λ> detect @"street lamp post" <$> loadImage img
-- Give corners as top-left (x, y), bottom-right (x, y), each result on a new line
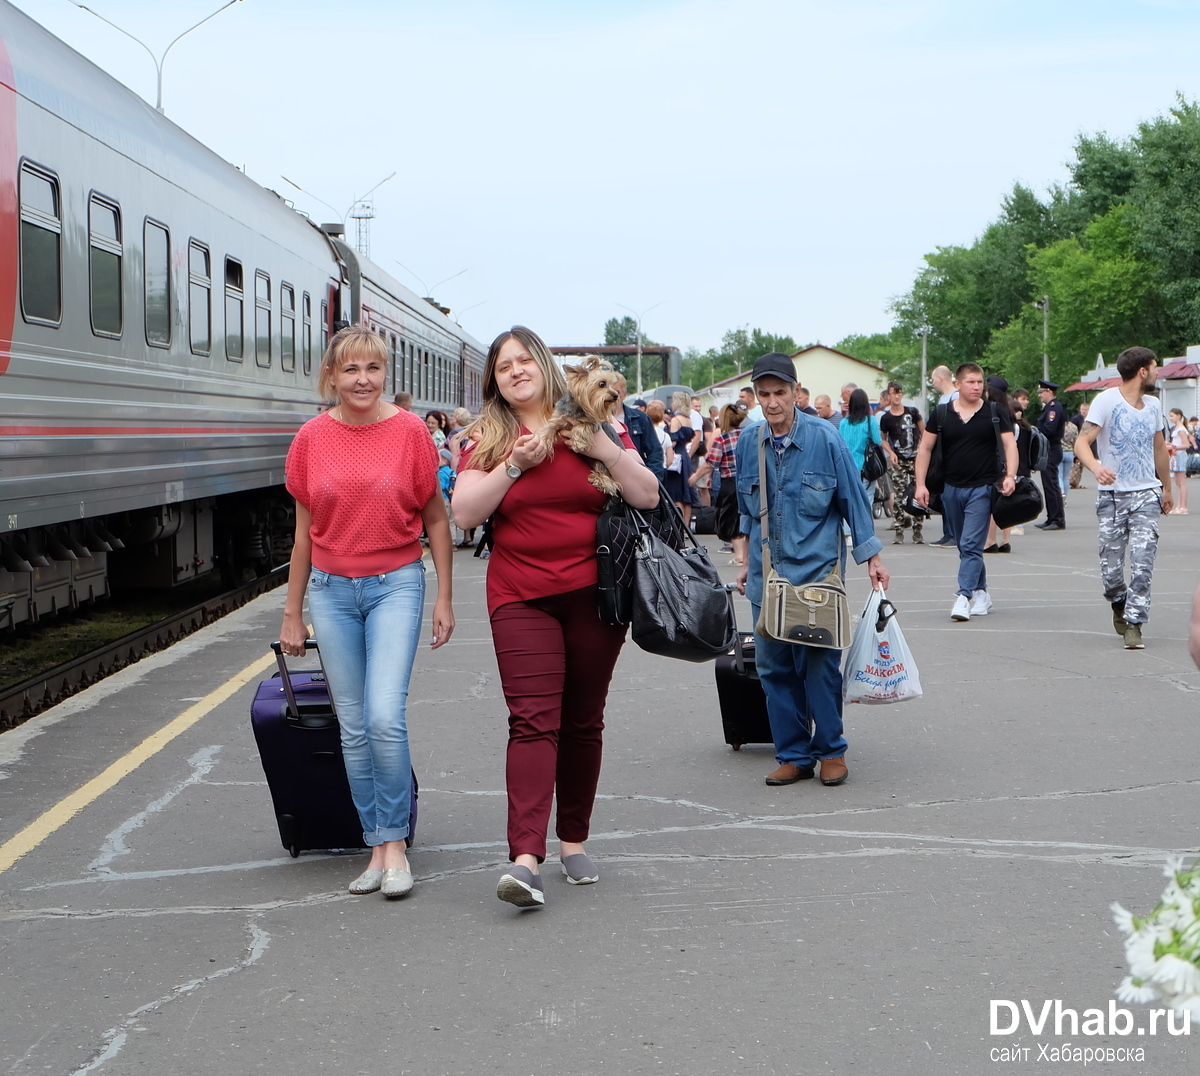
top-left (1034, 295), bottom-right (1050, 381)
top-left (615, 301), bottom-right (665, 396)
top-left (918, 328), bottom-right (928, 412)
top-left (69, 1), bottom-right (245, 115)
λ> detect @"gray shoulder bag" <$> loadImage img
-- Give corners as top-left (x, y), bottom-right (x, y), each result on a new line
top-left (753, 434), bottom-right (851, 649)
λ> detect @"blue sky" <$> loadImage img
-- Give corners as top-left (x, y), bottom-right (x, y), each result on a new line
top-left (10, 0), bottom-right (1200, 362)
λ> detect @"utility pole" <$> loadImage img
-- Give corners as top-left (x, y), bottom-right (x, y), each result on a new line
top-left (919, 329), bottom-right (928, 412)
top-left (1034, 295), bottom-right (1050, 381)
top-left (615, 301), bottom-right (665, 396)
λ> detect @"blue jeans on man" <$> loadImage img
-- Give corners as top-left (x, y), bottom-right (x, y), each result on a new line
top-left (752, 606), bottom-right (848, 767)
top-left (306, 562), bottom-right (425, 846)
top-left (940, 484), bottom-right (992, 596)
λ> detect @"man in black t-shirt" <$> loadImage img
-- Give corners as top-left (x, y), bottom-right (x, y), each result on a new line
top-left (914, 363), bottom-right (1017, 622)
top-left (878, 380), bottom-right (926, 545)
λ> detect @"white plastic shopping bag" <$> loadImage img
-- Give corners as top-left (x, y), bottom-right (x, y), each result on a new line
top-left (842, 587), bottom-right (922, 704)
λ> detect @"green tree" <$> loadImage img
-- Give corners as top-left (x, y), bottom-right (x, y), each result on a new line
top-left (602, 315), bottom-right (658, 381)
top-left (1129, 97), bottom-right (1200, 348)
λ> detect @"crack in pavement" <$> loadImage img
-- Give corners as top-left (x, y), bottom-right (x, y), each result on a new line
top-left (67, 918), bottom-right (269, 1075)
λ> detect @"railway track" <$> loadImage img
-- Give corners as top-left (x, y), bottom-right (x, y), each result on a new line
top-left (0, 566), bottom-right (290, 731)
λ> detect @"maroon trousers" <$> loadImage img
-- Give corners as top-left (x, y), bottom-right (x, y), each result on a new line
top-left (489, 587), bottom-right (627, 862)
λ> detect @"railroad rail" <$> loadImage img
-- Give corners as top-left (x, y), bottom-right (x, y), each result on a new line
top-left (0, 566), bottom-right (290, 731)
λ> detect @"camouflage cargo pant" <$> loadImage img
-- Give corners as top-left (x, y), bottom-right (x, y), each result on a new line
top-left (1096, 489), bottom-right (1162, 625)
top-left (889, 456), bottom-right (922, 540)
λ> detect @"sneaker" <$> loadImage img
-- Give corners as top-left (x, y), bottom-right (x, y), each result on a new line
top-left (497, 865), bottom-right (545, 908)
top-left (969, 589), bottom-right (992, 616)
top-left (913, 533), bottom-right (925, 545)
top-left (1111, 599), bottom-right (1129, 636)
top-left (932, 536), bottom-right (956, 547)
top-left (560, 853), bottom-right (600, 885)
top-left (1123, 624), bottom-right (1145, 650)
top-left (951, 595), bottom-right (971, 621)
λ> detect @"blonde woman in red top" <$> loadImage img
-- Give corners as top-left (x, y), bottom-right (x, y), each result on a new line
top-left (453, 326), bottom-right (658, 909)
top-left (280, 325), bottom-right (454, 900)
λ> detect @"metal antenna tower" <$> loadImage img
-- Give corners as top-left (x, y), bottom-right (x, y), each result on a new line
top-left (349, 199), bottom-right (375, 257)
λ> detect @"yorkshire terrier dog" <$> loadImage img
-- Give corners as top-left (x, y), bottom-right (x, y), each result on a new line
top-left (535, 357), bottom-right (623, 495)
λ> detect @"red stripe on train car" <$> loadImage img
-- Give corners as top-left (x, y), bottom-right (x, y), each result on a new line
top-left (0, 35), bottom-right (18, 377)
top-left (0, 426), bottom-right (293, 436)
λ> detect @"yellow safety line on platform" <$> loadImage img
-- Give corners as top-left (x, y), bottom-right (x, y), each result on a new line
top-left (0, 649), bottom-right (277, 875)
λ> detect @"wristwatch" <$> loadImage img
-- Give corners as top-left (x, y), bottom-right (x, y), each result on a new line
top-left (505, 460), bottom-right (522, 479)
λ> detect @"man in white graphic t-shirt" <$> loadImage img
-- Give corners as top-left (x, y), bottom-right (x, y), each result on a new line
top-left (1073, 346), bottom-right (1173, 650)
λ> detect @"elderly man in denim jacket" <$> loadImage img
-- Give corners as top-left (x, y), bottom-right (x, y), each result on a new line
top-left (735, 353), bottom-right (890, 788)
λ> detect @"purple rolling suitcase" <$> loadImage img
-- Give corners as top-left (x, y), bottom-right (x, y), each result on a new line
top-left (251, 641), bottom-right (418, 857)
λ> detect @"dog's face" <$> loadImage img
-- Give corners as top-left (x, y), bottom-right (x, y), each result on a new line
top-left (563, 359), bottom-right (621, 418)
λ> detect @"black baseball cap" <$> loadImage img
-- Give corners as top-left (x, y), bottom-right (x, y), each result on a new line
top-left (750, 352), bottom-right (796, 384)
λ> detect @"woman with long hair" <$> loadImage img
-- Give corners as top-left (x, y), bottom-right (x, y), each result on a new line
top-left (1168, 407), bottom-right (1195, 514)
top-left (838, 388), bottom-right (882, 482)
top-left (451, 327), bottom-right (658, 909)
top-left (984, 380), bottom-right (1030, 553)
top-left (663, 390), bottom-right (701, 526)
top-left (279, 324), bottom-right (455, 900)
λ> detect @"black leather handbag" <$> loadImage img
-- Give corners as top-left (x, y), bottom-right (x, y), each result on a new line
top-left (991, 475), bottom-right (1043, 529)
top-left (596, 482), bottom-right (688, 626)
top-left (628, 508), bottom-right (737, 662)
top-left (861, 424), bottom-right (889, 483)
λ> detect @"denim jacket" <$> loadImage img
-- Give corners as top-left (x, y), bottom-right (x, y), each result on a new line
top-left (734, 407), bottom-right (882, 606)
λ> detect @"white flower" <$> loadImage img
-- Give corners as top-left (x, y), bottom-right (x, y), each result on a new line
top-left (1149, 954), bottom-right (1200, 996)
top-left (1112, 902), bottom-right (1136, 936)
top-left (1116, 976), bottom-right (1158, 1005)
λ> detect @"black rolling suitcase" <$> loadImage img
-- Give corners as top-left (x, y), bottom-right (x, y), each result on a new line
top-left (713, 630), bottom-right (776, 750)
top-left (250, 641), bottom-right (418, 857)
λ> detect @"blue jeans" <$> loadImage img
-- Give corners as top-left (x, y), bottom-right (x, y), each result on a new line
top-left (307, 562), bottom-right (425, 846)
top-left (752, 604), bottom-right (848, 767)
top-left (1059, 452), bottom-right (1073, 499)
top-left (941, 484), bottom-right (992, 596)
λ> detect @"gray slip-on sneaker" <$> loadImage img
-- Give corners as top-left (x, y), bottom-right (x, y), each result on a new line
top-left (497, 865), bottom-right (545, 908)
top-left (560, 853), bottom-right (599, 885)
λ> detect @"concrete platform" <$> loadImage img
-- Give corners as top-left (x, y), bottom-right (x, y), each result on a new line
top-left (2, 503), bottom-right (1199, 1075)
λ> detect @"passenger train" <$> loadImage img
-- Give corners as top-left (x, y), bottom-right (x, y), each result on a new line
top-left (0, 2), bottom-right (485, 628)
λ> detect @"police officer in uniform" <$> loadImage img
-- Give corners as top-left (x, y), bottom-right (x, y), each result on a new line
top-left (1035, 379), bottom-right (1066, 530)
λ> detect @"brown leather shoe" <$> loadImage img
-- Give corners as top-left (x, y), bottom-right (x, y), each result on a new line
top-left (819, 757), bottom-right (848, 786)
top-left (765, 762), bottom-right (815, 786)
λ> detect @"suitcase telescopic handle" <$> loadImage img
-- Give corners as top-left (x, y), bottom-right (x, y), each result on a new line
top-left (724, 583), bottom-right (749, 675)
top-left (269, 640), bottom-right (332, 720)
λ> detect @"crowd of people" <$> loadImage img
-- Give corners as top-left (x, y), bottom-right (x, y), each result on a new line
top-left (278, 327), bottom-right (1191, 909)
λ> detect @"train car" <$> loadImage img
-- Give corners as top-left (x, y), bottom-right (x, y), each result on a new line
top-left (0, 2), bottom-right (483, 628)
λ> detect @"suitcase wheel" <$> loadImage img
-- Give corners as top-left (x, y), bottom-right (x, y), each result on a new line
top-left (289, 844), bottom-right (300, 859)
top-left (731, 743), bottom-right (742, 751)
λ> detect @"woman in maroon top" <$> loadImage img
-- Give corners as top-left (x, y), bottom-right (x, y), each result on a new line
top-left (453, 326), bottom-right (658, 909)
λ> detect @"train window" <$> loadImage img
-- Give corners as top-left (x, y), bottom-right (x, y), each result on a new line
top-left (281, 284), bottom-right (295, 373)
top-left (19, 162), bottom-right (62, 325)
top-left (302, 292), bottom-right (312, 376)
top-left (188, 241), bottom-right (211, 355)
top-left (225, 258), bottom-right (244, 361)
top-left (144, 220), bottom-right (171, 347)
top-left (320, 300), bottom-right (328, 353)
top-left (390, 334), bottom-right (397, 394)
top-left (88, 195), bottom-right (122, 337)
top-left (255, 270), bottom-right (271, 368)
